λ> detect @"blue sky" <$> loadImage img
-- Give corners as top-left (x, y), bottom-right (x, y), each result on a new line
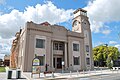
top-left (0, 0), bottom-right (120, 59)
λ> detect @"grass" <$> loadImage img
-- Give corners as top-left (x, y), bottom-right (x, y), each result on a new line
top-left (0, 67), bottom-right (6, 72)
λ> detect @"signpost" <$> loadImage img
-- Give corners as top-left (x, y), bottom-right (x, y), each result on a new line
top-left (62, 61), bottom-right (64, 73)
top-left (31, 58), bottom-right (40, 78)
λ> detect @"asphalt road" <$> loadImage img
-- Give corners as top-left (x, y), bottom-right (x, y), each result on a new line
top-left (67, 73), bottom-right (120, 80)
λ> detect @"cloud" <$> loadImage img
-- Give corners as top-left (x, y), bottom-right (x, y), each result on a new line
top-left (0, 1), bottom-right (74, 54)
top-left (0, 0), bottom-right (5, 5)
top-left (109, 41), bottom-right (117, 45)
top-left (0, 1), bottom-right (73, 39)
top-left (0, 37), bottom-right (14, 54)
top-left (102, 30), bottom-right (111, 35)
top-left (0, 54), bottom-right (5, 60)
top-left (84, 0), bottom-right (120, 34)
top-left (115, 44), bottom-right (120, 51)
top-left (93, 41), bottom-right (104, 47)
top-left (0, 10), bottom-right (25, 38)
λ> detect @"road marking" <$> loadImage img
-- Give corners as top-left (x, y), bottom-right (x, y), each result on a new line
top-left (22, 74), bottom-right (30, 80)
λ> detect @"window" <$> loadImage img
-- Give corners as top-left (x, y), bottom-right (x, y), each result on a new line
top-left (86, 45), bottom-right (89, 52)
top-left (74, 57), bottom-right (80, 65)
top-left (86, 58), bottom-right (90, 65)
top-left (54, 43), bottom-right (58, 50)
top-left (73, 43), bottom-right (79, 51)
top-left (53, 42), bottom-right (64, 50)
top-left (36, 39), bottom-right (45, 48)
top-left (59, 43), bottom-right (64, 50)
top-left (36, 56), bottom-right (45, 66)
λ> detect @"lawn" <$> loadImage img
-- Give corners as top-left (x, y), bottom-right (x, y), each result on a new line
top-left (0, 67), bottom-right (6, 72)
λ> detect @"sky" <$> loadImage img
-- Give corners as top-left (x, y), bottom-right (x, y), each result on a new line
top-left (0, 0), bottom-right (120, 59)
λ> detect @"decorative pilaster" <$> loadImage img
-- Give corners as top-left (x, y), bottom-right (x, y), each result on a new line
top-left (51, 40), bottom-right (53, 68)
top-left (65, 42), bottom-right (68, 69)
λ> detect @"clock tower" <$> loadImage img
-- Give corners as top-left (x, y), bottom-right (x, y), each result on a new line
top-left (72, 8), bottom-right (93, 69)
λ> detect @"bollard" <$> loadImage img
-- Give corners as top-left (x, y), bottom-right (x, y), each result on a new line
top-left (116, 67), bottom-right (118, 73)
top-left (89, 70), bottom-right (90, 73)
top-left (118, 68), bottom-right (119, 73)
top-left (70, 71), bottom-right (72, 77)
top-left (112, 70), bottom-right (113, 73)
top-left (16, 70), bottom-right (21, 79)
top-left (100, 69), bottom-right (102, 79)
top-left (101, 69), bottom-right (102, 73)
top-left (7, 70), bottom-right (12, 79)
top-left (77, 70), bottom-right (79, 76)
top-left (89, 70), bottom-right (90, 76)
top-left (52, 72), bottom-right (54, 78)
top-left (83, 70), bottom-right (85, 75)
top-left (94, 69), bottom-right (96, 74)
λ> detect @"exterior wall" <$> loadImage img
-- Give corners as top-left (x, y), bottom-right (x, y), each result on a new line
top-left (10, 32), bottom-right (21, 68)
top-left (18, 30), bottom-right (25, 70)
top-left (72, 9), bottom-right (93, 70)
top-left (72, 41), bottom-right (81, 70)
top-left (21, 22), bottom-right (86, 72)
top-left (24, 28), bottom-right (35, 72)
top-left (67, 34), bottom-right (85, 71)
top-left (89, 29), bottom-right (94, 69)
top-left (10, 51), bottom-right (16, 68)
top-left (83, 23), bottom-right (93, 70)
top-left (11, 8), bottom-right (93, 72)
top-left (22, 22), bottom-right (53, 71)
top-left (34, 35), bottom-right (46, 72)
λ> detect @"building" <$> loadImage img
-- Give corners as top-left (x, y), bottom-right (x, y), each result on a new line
top-left (0, 59), bottom-right (3, 66)
top-left (10, 8), bottom-right (93, 72)
top-left (10, 31), bottom-right (21, 68)
top-left (113, 57), bottom-right (120, 67)
top-left (4, 55), bottom-right (10, 66)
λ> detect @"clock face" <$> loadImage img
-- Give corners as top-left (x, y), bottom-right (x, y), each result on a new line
top-left (81, 19), bottom-right (89, 29)
top-left (73, 20), bottom-right (79, 31)
top-left (73, 20), bottom-right (78, 27)
top-left (82, 19), bottom-right (88, 29)
top-left (73, 21), bottom-right (78, 27)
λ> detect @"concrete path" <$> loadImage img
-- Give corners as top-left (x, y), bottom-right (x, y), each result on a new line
top-left (1, 69), bottom-right (120, 80)
top-left (22, 69), bottom-right (120, 80)
top-left (0, 70), bottom-right (26, 80)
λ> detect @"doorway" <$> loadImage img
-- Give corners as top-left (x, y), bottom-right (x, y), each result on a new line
top-left (57, 58), bottom-right (62, 69)
top-left (53, 57), bottom-right (62, 69)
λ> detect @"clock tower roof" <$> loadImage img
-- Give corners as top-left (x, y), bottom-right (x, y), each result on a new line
top-left (73, 8), bottom-right (87, 14)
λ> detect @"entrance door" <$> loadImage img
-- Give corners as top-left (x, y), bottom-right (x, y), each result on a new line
top-left (57, 58), bottom-right (62, 69)
top-left (53, 58), bottom-right (55, 68)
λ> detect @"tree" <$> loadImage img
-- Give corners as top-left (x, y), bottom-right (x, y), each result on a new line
top-left (93, 45), bottom-right (120, 67)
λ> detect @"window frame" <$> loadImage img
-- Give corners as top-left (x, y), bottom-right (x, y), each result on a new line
top-left (86, 45), bottom-right (89, 52)
top-left (36, 39), bottom-right (45, 48)
top-left (86, 58), bottom-right (90, 65)
top-left (73, 56), bottom-right (80, 65)
top-left (73, 43), bottom-right (79, 51)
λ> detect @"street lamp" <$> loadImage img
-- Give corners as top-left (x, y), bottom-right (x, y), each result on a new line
top-left (104, 44), bottom-right (108, 47)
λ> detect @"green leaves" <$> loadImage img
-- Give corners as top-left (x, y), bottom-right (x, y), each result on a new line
top-left (93, 45), bottom-right (120, 67)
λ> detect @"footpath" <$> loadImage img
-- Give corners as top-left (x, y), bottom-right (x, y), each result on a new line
top-left (0, 69), bottom-right (120, 80)
top-left (23, 69), bottom-right (120, 80)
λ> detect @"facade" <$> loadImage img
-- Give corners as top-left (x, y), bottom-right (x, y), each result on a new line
top-left (10, 31), bottom-right (21, 68)
top-left (0, 59), bottom-right (3, 66)
top-left (10, 8), bottom-right (93, 72)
